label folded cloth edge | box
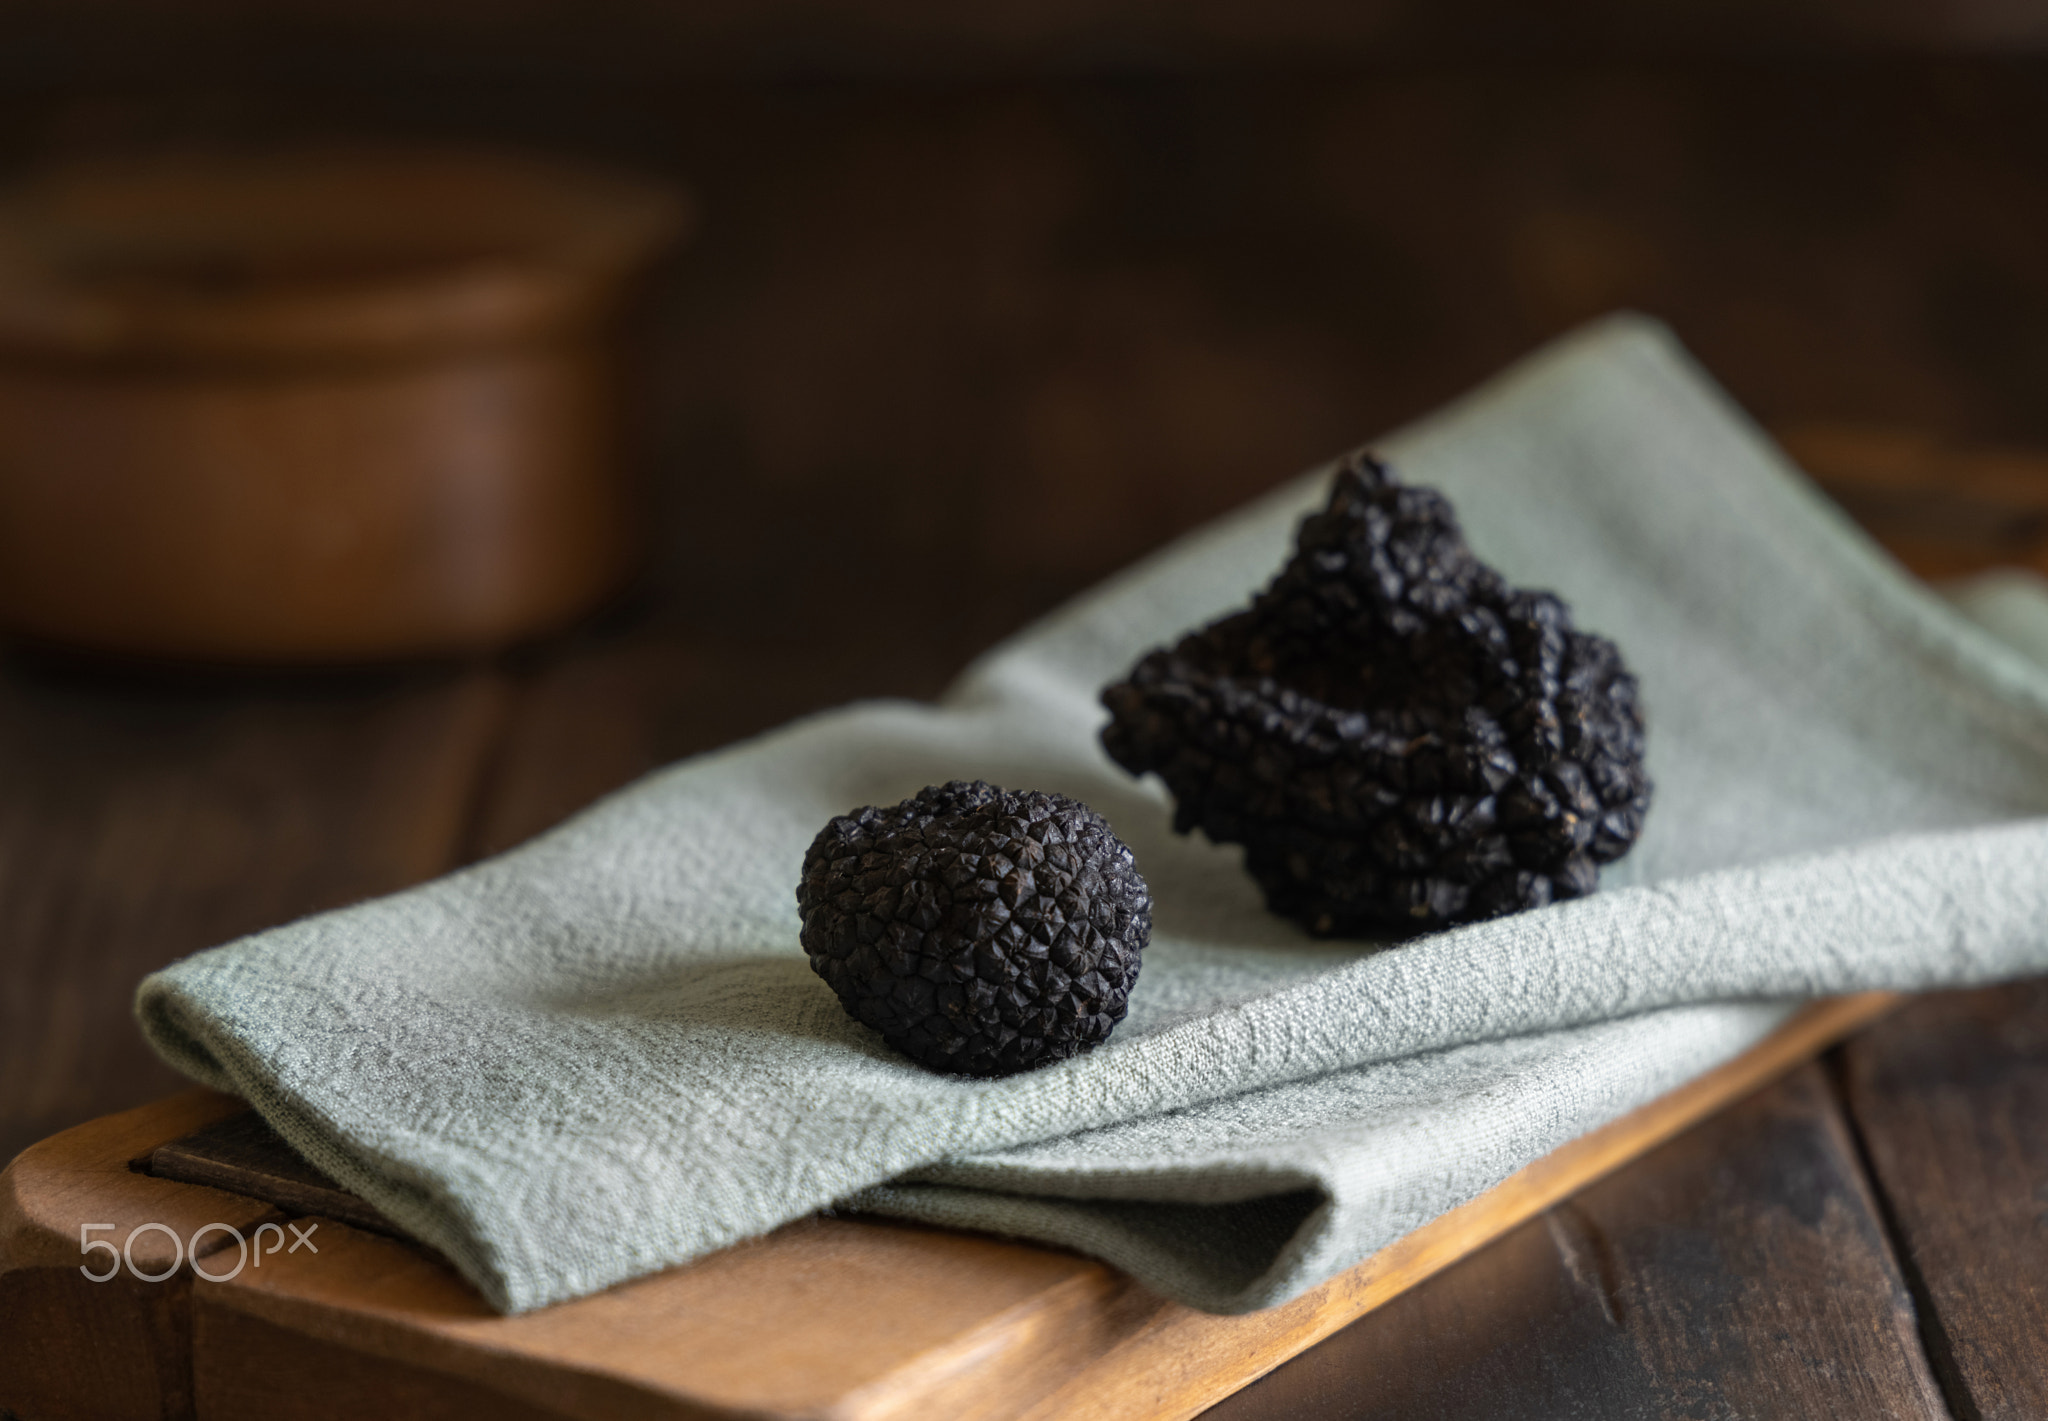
[130,313,2048,1315]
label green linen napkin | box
[137,315,2048,1315]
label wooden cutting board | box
[0,991,1896,1421]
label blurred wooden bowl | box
[0,148,689,662]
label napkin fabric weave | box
[138,316,2048,1314]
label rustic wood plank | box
[9,61,2048,1415]
[149,1112,404,1242]
[1022,994,1905,1421]
[192,1214,1129,1421]
[0,995,1886,1420]
[1776,424,2048,582]
[1835,981,2048,1421]
[195,1308,588,1421]
[0,660,507,1417]
[6,68,2048,657]
[0,1088,283,1421]
[464,624,971,862]
[0,661,507,1170]
[1203,1062,1950,1421]
[622,64,2048,628]
[462,638,689,862]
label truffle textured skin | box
[796,781,1151,1076]
[1100,452,1651,936]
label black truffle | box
[1100,452,1651,936]
[796,780,1151,1076]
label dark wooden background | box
[3,8,2047,1416]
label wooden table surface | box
[5,59,2048,1417]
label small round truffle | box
[1100,452,1651,937]
[796,780,1152,1076]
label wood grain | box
[0,346,639,661]
[1835,981,2048,1421]
[1778,423,2048,581]
[462,623,971,862]
[619,64,2048,625]
[0,663,505,1170]
[0,1088,279,1421]
[18,65,2039,663]
[149,1111,404,1241]
[0,151,684,661]
[461,635,711,863]
[1204,1064,1949,1421]
[12,56,2048,1161]
[191,1215,1129,1421]
[1020,994,1905,1421]
[0,994,1895,1421]
[5,52,2048,1420]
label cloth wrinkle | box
[135,314,2048,1314]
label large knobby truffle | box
[1101,453,1651,936]
[796,781,1151,1076]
